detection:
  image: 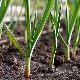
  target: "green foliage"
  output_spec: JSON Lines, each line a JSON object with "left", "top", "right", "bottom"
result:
{"left": 49, "top": 0, "right": 80, "bottom": 64}
{"left": 4, "top": 0, "right": 54, "bottom": 78}
{"left": 4, "top": 23, "right": 27, "bottom": 58}
{"left": 1, "top": 0, "right": 80, "bottom": 78}
{"left": 0, "top": 0, "right": 11, "bottom": 39}
{"left": 49, "top": 0, "right": 62, "bottom": 68}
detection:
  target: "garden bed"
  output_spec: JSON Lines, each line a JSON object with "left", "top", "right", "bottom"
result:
{"left": 0, "top": 21, "right": 80, "bottom": 80}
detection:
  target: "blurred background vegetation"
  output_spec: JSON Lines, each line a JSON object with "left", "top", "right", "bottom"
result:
{"left": 4, "top": 0, "right": 80, "bottom": 23}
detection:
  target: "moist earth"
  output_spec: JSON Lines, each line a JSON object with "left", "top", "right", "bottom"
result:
{"left": 0, "top": 21, "right": 80, "bottom": 80}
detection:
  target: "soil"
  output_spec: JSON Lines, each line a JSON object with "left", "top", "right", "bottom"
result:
{"left": 0, "top": 20, "right": 80, "bottom": 80}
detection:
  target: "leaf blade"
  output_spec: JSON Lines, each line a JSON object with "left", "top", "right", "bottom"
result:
{"left": 4, "top": 23, "right": 27, "bottom": 59}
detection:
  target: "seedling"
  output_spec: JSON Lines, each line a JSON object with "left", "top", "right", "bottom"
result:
{"left": 68, "top": 0, "right": 80, "bottom": 55}
{"left": 49, "top": 0, "right": 80, "bottom": 69}
{"left": 4, "top": 0, "right": 54, "bottom": 78}
{"left": 74, "top": 17, "right": 80, "bottom": 55}
{"left": 49, "top": 0, "right": 62, "bottom": 68}
{"left": 58, "top": 0, "right": 80, "bottom": 61}
{"left": 64, "top": 0, "right": 80, "bottom": 60}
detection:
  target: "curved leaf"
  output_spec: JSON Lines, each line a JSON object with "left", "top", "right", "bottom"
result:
{"left": 4, "top": 23, "right": 27, "bottom": 59}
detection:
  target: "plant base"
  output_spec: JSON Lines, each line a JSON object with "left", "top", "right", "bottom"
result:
{"left": 25, "top": 58, "right": 30, "bottom": 78}
{"left": 65, "top": 47, "right": 70, "bottom": 61}
{"left": 49, "top": 53, "right": 55, "bottom": 69}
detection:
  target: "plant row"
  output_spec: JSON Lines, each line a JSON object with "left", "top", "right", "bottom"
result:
{"left": 0, "top": 0, "right": 80, "bottom": 78}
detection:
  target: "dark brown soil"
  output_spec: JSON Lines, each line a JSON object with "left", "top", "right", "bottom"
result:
{"left": 0, "top": 21, "right": 80, "bottom": 80}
